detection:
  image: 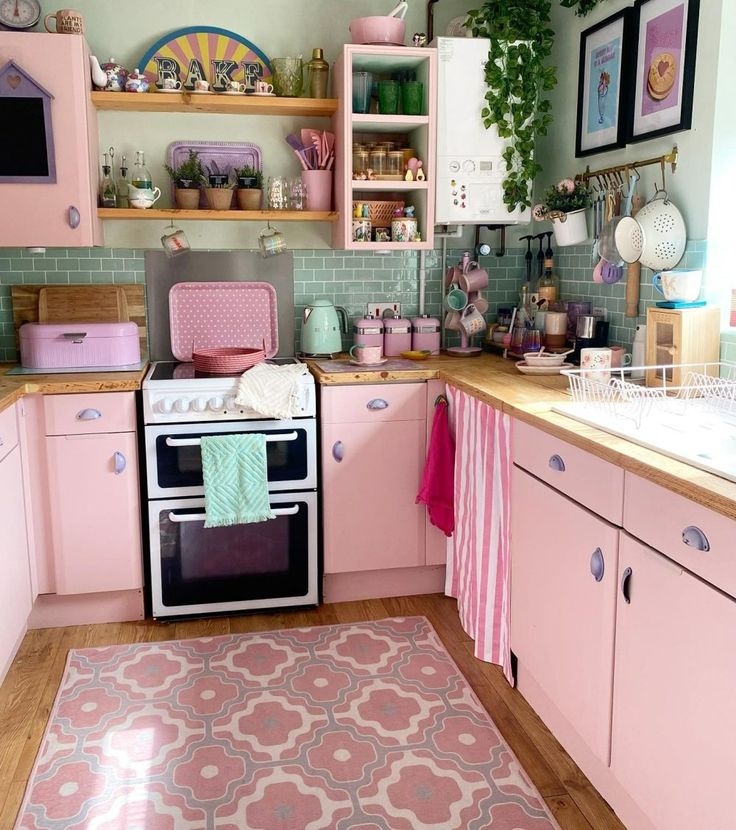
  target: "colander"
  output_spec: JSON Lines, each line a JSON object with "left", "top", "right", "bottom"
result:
{"left": 633, "top": 189, "right": 687, "bottom": 270}
{"left": 614, "top": 216, "right": 643, "bottom": 263}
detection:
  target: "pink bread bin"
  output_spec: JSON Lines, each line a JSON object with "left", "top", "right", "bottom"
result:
{"left": 349, "top": 0, "right": 407, "bottom": 45}
{"left": 20, "top": 322, "right": 141, "bottom": 369}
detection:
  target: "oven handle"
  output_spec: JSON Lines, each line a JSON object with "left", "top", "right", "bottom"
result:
{"left": 167, "top": 505, "right": 300, "bottom": 523}
{"left": 165, "top": 431, "right": 299, "bottom": 448}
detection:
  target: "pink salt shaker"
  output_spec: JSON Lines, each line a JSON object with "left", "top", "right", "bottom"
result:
{"left": 411, "top": 315, "right": 441, "bottom": 355}
{"left": 383, "top": 315, "right": 412, "bottom": 356}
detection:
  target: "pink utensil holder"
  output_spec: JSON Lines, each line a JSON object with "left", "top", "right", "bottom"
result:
{"left": 302, "top": 170, "right": 333, "bottom": 211}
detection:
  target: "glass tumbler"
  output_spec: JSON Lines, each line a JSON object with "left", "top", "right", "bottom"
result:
{"left": 400, "top": 81, "right": 423, "bottom": 115}
{"left": 377, "top": 80, "right": 399, "bottom": 114}
{"left": 272, "top": 57, "right": 303, "bottom": 97}
{"left": 352, "top": 71, "right": 373, "bottom": 113}
{"left": 289, "top": 177, "right": 306, "bottom": 210}
{"left": 267, "top": 176, "right": 289, "bottom": 210}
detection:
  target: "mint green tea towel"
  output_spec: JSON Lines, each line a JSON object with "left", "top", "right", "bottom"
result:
{"left": 200, "top": 433, "right": 276, "bottom": 527}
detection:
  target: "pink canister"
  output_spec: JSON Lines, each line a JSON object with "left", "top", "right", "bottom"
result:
{"left": 411, "top": 315, "right": 440, "bottom": 355}
{"left": 383, "top": 316, "right": 412, "bottom": 356}
{"left": 352, "top": 314, "right": 384, "bottom": 351}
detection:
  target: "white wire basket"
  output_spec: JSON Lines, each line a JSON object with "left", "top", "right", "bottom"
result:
{"left": 561, "top": 362, "right": 736, "bottom": 428}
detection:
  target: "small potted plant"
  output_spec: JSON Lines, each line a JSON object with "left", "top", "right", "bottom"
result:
{"left": 164, "top": 150, "right": 205, "bottom": 210}
{"left": 533, "top": 178, "right": 590, "bottom": 246}
{"left": 234, "top": 165, "right": 263, "bottom": 211}
{"left": 204, "top": 177, "right": 235, "bottom": 211}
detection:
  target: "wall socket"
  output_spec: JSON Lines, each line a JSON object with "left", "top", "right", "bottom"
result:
{"left": 368, "top": 302, "right": 401, "bottom": 319}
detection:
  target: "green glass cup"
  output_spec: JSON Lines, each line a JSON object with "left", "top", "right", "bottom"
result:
{"left": 377, "top": 80, "right": 400, "bottom": 115}
{"left": 400, "top": 81, "right": 423, "bottom": 115}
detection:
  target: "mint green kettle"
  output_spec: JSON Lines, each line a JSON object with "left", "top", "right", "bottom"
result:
{"left": 301, "top": 298, "right": 348, "bottom": 356}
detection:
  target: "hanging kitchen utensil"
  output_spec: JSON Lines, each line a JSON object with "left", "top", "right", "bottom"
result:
{"left": 598, "top": 171, "right": 638, "bottom": 264}
{"left": 625, "top": 192, "right": 644, "bottom": 318}
{"left": 634, "top": 189, "right": 687, "bottom": 270}
{"left": 534, "top": 232, "right": 545, "bottom": 279}
{"left": 544, "top": 231, "right": 553, "bottom": 260}
{"left": 520, "top": 235, "right": 534, "bottom": 284}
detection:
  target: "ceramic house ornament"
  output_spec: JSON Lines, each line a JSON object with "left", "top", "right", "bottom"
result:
{"left": 0, "top": 59, "right": 56, "bottom": 184}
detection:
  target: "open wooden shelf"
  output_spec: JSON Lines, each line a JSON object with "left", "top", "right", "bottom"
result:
{"left": 98, "top": 208, "right": 338, "bottom": 222}
{"left": 91, "top": 91, "right": 338, "bottom": 117}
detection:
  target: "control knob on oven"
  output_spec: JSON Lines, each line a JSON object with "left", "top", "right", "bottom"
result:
{"left": 209, "top": 396, "right": 225, "bottom": 411}
{"left": 191, "top": 398, "right": 208, "bottom": 413}
{"left": 157, "top": 398, "right": 173, "bottom": 413}
{"left": 174, "top": 398, "right": 190, "bottom": 413}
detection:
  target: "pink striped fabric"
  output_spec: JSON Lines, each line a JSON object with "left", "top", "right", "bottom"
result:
{"left": 446, "top": 386, "right": 514, "bottom": 684}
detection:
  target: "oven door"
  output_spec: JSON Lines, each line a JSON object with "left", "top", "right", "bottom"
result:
{"left": 148, "top": 492, "right": 318, "bottom": 618}
{"left": 145, "top": 419, "right": 316, "bottom": 498}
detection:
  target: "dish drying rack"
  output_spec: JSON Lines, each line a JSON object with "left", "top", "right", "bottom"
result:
{"left": 561, "top": 362, "right": 736, "bottom": 429}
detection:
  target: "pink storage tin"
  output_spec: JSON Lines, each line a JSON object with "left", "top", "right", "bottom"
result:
{"left": 19, "top": 322, "right": 141, "bottom": 369}
{"left": 383, "top": 316, "right": 412, "bottom": 356}
{"left": 411, "top": 315, "right": 441, "bottom": 355}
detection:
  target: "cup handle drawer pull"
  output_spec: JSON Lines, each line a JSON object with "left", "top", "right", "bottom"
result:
{"left": 332, "top": 441, "right": 344, "bottom": 462}
{"left": 76, "top": 408, "right": 102, "bottom": 421}
{"left": 682, "top": 525, "right": 710, "bottom": 552}
{"left": 621, "top": 567, "right": 633, "bottom": 604}
{"left": 548, "top": 454, "right": 565, "bottom": 472}
{"left": 113, "top": 451, "right": 126, "bottom": 475}
{"left": 68, "top": 205, "right": 81, "bottom": 229}
{"left": 590, "top": 547, "right": 605, "bottom": 582}
{"left": 367, "top": 398, "right": 389, "bottom": 410}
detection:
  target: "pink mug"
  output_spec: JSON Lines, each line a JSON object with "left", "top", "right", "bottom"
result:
{"left": 459, "top": 265, "right": 489, "bottom": 293}
{"left": 350, "top": 344, "right": 382, "bottom": 364}
{"left": 610, "top": 346, "right": 632, "bottom": 368}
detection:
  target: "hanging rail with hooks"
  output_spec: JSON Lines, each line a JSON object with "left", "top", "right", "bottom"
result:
{"left": 576, "top": 146, "right": 678, "bottom": 187}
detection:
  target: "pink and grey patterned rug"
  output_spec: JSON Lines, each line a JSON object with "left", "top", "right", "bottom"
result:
{"left": 16, "top": 617, "right": 559, "bottom": 829}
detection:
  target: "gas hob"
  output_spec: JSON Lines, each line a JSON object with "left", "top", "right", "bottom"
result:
{"left": 142, "top": 359, "right": 316, "bottom": 423}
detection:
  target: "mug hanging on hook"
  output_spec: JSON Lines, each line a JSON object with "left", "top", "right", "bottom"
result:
{"left": 161, "top": 221, "right": 190, "bottom": 258}
{"left": 259, "top": 222, "right": 287, "bottom": 257}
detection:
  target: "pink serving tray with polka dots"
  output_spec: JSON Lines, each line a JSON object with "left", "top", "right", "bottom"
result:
{"left": 168, "top": 282, "right": 278, "bottom": 361}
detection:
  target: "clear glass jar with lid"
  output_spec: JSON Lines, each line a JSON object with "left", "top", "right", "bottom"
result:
{"left": 353, "top": 148, "right": 369, "bottom": 175}
{"left": 368, "top": 148, "right": 386, "bottom": 176}
{"left": 387, "top": 150, "right": 404, "bottom": 177}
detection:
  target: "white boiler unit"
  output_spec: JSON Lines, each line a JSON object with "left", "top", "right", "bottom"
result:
{"left": 435, "top": 37, "right": 530, "bottom": 225}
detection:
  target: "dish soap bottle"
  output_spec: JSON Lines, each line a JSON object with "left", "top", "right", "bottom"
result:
{"left": 131, "top": 149, "right": 152, "bottom": 189}
{"left": 306, "top": 48, "right": 329, "bottom": 98}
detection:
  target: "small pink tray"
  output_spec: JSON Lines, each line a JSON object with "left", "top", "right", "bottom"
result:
{"left": 169, "top": 282, "right": 278, "bottom": 361}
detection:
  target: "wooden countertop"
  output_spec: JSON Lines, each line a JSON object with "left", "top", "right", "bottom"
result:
{"left": 308, "top": 354, "right": 736, "bottom": 520}
{"left": 0, "top": 364, "right": 148, "bottom": 414}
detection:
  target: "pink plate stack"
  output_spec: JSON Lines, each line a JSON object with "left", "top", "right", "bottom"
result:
{"left": 192, "top": 347, "right": 265, "bottom": 374}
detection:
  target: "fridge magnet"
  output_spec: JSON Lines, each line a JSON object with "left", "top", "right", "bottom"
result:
{"left": 628, "top": 0, "right": 700, "bottom": 142}
{"left": 575, "top": 8, "right": 633, "bottom": 157}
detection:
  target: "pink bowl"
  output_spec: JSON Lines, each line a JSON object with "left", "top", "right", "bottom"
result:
{"left": 192, "top": 347, "right": 265, "bottom": 374}
{"left": 349, "top": 16, "right": 406, "bottom": 45}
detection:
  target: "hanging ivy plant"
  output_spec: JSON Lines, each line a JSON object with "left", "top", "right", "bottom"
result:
{"left": 560, "top": 0, "right": 606, "bottom": 16}
{"left": 465, "top": 0, "right": 557, "bottom": 212}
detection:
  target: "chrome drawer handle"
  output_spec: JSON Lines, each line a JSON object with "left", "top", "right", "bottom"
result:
{"left": 367, "top": 398, "right": 389, "bottom": 410}
{"left": 76, "top": 408, "right": 102, "bottom": 421}
{"left": 63, "top": 332, "right": 87, "bottom": 342}
{"left": 332, "top": 441, "right": 344, "bottom": 462}
{"left": 68, "top": 205, "right": 81, "bottom": 229}
{"left": 113, "top": 451, "right": 126, "bottom": 475}
{"left": 165, "top": 431, "right": 298, "bottom": 448}
{"left": 590, "top": 547, "right": 605, "bottom": 582}
{"left": 682, "top": 525, "right": 710, "bottom": 552}
{"left": 548, "top": 454, "right": 565, "bottom": 472}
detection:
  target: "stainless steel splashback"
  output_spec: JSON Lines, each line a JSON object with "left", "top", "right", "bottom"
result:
{"left": 144, "top": 251, "right": 295, "bottom": 361}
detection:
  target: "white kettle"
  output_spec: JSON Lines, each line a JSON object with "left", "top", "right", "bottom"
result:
{"left": 301, "top": 298, "right": 348, "bottom": 356}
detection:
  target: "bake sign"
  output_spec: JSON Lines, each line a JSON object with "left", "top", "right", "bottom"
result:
{"left": 138, "top": 26, "right": 272, "bottom": 92}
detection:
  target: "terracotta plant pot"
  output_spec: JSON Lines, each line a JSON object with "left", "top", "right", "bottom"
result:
{"left": 174, "top": 187, "right": 201, "bottom": 210}
{"left": 205, "top": 188, "right": 234, "bottom": 211}
{"left": 237, "top": 188, "right": 262, "bottom": 210}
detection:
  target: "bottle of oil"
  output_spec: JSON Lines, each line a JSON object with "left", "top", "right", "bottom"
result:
{"left": 537, "top": 258, "right": 559, "bottom": 307}
{"left": 99, "top": 153, "right": 117, "bottom": 207}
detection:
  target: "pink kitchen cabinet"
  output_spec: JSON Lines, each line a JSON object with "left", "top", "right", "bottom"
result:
{"left": 611, "top": 533, "right": 736, "bottom": 830}
{"left": 0, "top": 409, "right": 32, "bottom": 684}
{"left": 0, "top": 33, "right": 102, "bottom": 247}
{"left": 511, "top": 466, "right": 619, "bottom": 764}
{"left": 321, "top": 384, "right": 427, "bottom": 574}
{"left": 46, "top": 430, "right": 142, "bottom": 594}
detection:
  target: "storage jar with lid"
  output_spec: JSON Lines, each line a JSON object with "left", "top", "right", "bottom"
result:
{"left": 368, "top": 149, "right": 386, "bottom": 176}
{"left": 306, "top": 47, "right": 329, "bottom": 98}
{"left": 353, "top": 148, "right": 369, "bottom": 175}
{"left": 353, "top": 313, "right": 384, "bottom": 351}
{"left": 383, "top": 316, "right": 412, "bottom": 356}
{"left": 411, "top": 315, "right": 440, "bottom": 354}
{"left": 387, "top": 150, "right": 404, "bottom": 177}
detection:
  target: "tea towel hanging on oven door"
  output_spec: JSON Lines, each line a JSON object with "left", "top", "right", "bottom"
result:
{"left": 235, "top": 362, "right": 309, "bottom": 419}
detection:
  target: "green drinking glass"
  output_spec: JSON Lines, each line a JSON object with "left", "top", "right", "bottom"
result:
{"left": 400, "top": 81, "right": 423, "bottom": 115}
{"left": 377, "top": 80, "right": 400, "bottom": 115}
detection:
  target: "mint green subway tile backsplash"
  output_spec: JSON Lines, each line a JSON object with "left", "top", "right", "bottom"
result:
{"left": 0, "top": 241, "right": 716, "bottom": 361}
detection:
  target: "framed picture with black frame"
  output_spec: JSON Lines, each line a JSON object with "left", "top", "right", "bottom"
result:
{"left": 627, "top": 0, "right": 700, "bottom": 143}
{"left": 575, "top": 7, "right": 634, "bottom": 157}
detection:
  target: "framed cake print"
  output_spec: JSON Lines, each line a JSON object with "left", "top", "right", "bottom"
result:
{"left": 628, "top": 0, "right": 700, "bottom": 143}
{"left": 575, "top": 8, "right": 633, "bottom": 157}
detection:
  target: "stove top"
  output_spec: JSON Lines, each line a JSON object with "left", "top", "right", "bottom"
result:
{"left": 147, "top": 358, "right": 300, "bottom": 383}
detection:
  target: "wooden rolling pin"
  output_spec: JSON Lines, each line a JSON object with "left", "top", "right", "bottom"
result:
{"left": 625, "top": 194, "right": 644, "bottom": 318}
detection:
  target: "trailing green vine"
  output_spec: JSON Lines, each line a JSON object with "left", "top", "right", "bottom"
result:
{"left": 465, "top": 0, "right": 556, "bottom": 213}
{"left": 560, "top": 0, "right": 606, "bottom": 17}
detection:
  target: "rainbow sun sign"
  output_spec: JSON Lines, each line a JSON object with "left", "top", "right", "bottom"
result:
{"left": 138, "top": 27, "right": 272, "bottom": 92}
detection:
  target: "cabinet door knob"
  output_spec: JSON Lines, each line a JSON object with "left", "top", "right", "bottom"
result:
{"left": 332, "top": 441, "right": 344, "bottom": 462}
{"left": 76, "top": 408, "right": 102, "bottom": 421}
{"left": 590, "top": 547, "right": 605, "bottom": 582}
{"left": 548, "top": 454, "right": 565, "bottom": 472}
{"left": 621, "top": 566, "right": 633, "bottom": 604}
{"left": 113, "top": 451, "right": 126, "bottom": 475}
{"left": 367, "top": 398, "right": 389, "bottom": 410}
{"left": 682, "top": 525, "right": 710, "bottom": 552}
{"left": 68, "top": 206, "right": 81, "bottom": 229}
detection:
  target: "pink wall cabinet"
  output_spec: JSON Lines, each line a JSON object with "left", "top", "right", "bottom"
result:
{"left": 321, "top": 384, "right": 427, "bottom": 574}
{"left": 511, "top": 466, "right": 619, "bottom": 764}
{"left": 0, "top": 408, "right": 32, "bottom": 683}
{"left": 611, "top": 533, "right": 736, "bottom": 830}
{"left": 46, "top": 430, "right": 142, "bottom": 594}
{"left": 0, "top": 33, "right": 102, "bottom": 247}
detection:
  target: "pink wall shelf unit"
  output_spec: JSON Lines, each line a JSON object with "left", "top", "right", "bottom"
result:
{"left": 333, "top": 45, "right": 437, "bottom": 251}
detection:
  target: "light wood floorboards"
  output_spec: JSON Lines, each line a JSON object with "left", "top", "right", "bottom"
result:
{"left": 0, "top": 594, "right": 625, "bottom": 830}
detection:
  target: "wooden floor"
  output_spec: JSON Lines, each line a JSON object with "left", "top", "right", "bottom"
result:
{"left": 0, "top": 594, "right": 625, "bottom": 830}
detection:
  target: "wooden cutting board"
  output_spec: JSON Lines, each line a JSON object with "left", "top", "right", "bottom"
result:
{"left": 11, "top": 284, "right": 147, "bottom": 356}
